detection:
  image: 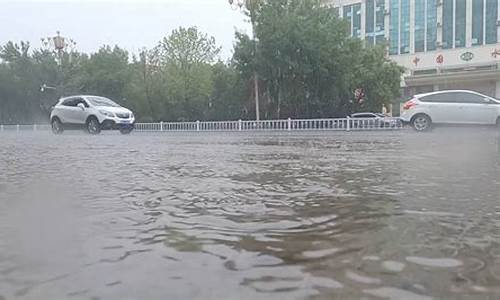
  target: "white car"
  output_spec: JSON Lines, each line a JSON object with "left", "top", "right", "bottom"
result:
{"left": 50, "top": 95, "right": 135, "bottom": 134}
{"left": 350, "top": 112, "right": 399, "bottom": 128}
{"left": 401, "top": 90, "right": 500, "bottom": 131}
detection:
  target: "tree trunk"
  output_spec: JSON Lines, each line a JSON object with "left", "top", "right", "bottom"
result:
{"left": 277, "top": 67, "right": 282, "bottom": 119}
{"left": 277, "top": 84, "right": 282, "bottom": 119}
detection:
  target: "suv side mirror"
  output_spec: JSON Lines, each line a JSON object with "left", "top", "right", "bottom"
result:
{"left": 77, "top": 103, "right": 85, "bottom": 110}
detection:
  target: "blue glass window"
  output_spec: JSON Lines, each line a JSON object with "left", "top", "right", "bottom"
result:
{"left": 442, "top": 0, "right": 453, "bottom": 49}
{"left": 389, "top": 0, "right": 399, "bottom": 54}
{"left": 400, "top": 0, "right": 410, "bottom": 54}
{"left": 415, "top": 0, "right": 425, "bottom": 52}
{"left": 343, "top": 4, "right": 361, "bottom": 38}
{"left": 486, "top": 0, "right": 498, "bottom": 44}
{"left": 366, "top": 0, "right": 375, "bottom": 44}
{"left": 366, "top": 0, "right": 385, "bottom": 45}
{"left": 455, "top": 0, "right": 466, "bottom": 48}
{"left": 426, "top": 0, "right": 437, "bottom": 51}
{"left": 375, "top": 0, "right": 385, "bottom": 45}
{"left": 343, "top": 5, "right": 352, "bottom": 36}
{"left": 472, "top": 0, "right": 484, "bottom": 46}
{"left": 352, "top": 4, "right": 362, "bottom": 38}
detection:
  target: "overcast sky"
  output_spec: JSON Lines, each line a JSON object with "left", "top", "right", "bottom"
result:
{"left": 0, "top": 0, "right": 252, "bottom": 59}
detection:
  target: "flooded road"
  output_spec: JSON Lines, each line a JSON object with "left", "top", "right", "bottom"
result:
{"left": 1, "top": 129, "right": 500, "bottom": 299}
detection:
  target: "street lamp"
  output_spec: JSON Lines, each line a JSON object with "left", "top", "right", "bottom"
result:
{"left": 229, "top": 0, "right": 260, "bottom": 121}
{"left": 40, "top": 31, "right": 77, "bottom": 97}
{"left": 41, "top": 31, "right": 76, "bottom": 66}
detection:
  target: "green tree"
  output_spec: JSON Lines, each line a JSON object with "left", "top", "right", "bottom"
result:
{"left": 0, "top": 40, "right": 91, "bottom": 124}
{"left": 0, "top": 13, "right": 402, "bottom": 125}
{"left": 233, "top": 0, "right": 403, "bottom": 118}
{"left": 151, "top": 26, "right": 222, "bottom": 121}
{"left": 350, "top": 46, "right": 404, "bottom": 113}
{"left": 0, "top": 42, "right": 33, "bottom": 124}
{"left": 0, "top": 41, "right": 59, "bottom": 123}
{"left": 81, "top": 45, "right": 131, "bottom": 104}
{"left": 208, "top": 61, "right": 250, "bottom": 120}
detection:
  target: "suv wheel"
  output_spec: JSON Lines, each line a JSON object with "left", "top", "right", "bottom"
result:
{"left": 87, "top": 117, "right": 101, "bottom": 135}
{"left": 51, "top": 118, "right": 64, "bottom": 134}
{"left": 120, "top": 128, "right": 133, "bottom": 135}
{"left": 412, "top": 114, "right": 432, "bottom": 132}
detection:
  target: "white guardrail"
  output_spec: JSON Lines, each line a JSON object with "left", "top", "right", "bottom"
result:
{"left": 0, "top": 117, "right": 403, "bottom": 132}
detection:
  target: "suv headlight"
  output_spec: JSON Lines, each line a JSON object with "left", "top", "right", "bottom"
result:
{"left": 99, "top": 110, "right": 115, "bottom": 117}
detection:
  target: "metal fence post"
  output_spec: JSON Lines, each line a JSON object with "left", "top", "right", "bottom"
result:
{"left": 287, "top": 118, "right": 291, "bottom": 131}
{"left": 196, "top": 120, "right": 200, "bottom": 132}
{"left": 33, "top": 124, "right": 37, "bottom": 131}
{"left": 0, "top": 125, "right": 3, "bottom": 132}
{"left": 160, "top": 121, "right": 164, "bottom": 132}
{"left": 16, "top": 124, "right": 19, "bottom": 132}
{"left": 346, "top": 117, "right": 350, "bottom": 131}
{"left": 238, "top": 119, "right": 242, "bottom": 131}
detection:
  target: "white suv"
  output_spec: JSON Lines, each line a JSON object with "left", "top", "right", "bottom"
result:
{"left": 401, "top": 90, "right": 500, "bottom": 131}
{"left": 50, "top": 95, "right": 135, "bottom": 134}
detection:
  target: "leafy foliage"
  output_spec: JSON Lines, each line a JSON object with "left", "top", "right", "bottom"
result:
{"left": 233, "top": 0, "right": 403, "bottom": 119}
{"left": 0, "top": 6, "right": 403, "bottom": 124}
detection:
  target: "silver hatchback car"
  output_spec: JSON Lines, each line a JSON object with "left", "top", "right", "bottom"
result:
{"left": 401, "top": 90, "right": 500, "bottom": 131}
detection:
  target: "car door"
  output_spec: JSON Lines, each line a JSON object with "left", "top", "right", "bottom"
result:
{"left": 73, "top": 98, "right": 89, "bottom": 124}
{"left": 456, "top": 92, "right": 497, "bottom": 124}
{"left": 58, "top": 98, "right": 79, "bottom": 123}
{"left": 419, "top": 92, "right": 462, "bottom": 123}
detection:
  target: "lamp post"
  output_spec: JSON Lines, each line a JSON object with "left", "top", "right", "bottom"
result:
{"left": 229, "top": 0, "right": 260, "bottom": 121}
{"left": 41, "top": 31, "right": 76, "bottom": 66}
{"left": 41, "top": 31, "right": 77, "bottom": 97}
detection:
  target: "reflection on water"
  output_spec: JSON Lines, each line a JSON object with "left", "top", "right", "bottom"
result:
{"left": 0, "top": 128, "right": 499, "bottom": 299}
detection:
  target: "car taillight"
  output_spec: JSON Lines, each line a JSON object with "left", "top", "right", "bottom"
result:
{"left": 403, "top": 99, "right": 418, "bottom": 110}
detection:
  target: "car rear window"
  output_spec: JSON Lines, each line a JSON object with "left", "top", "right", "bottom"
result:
{"left": 420, "top": 93, "right": 457, "bottom": 103}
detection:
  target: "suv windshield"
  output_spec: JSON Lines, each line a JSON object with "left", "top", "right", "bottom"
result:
{"left": 87, "top": 97, "right": 120, "bottom": 107}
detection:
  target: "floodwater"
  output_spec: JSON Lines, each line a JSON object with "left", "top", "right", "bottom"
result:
{"left": 0, "top": 128, "right": 499, "bottom": 300}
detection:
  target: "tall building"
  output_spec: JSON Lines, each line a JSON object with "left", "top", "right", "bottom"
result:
{"left": 329, "top": 0, "right": 500, "bottom": 98}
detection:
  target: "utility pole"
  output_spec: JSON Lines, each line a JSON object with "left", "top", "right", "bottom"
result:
{"left": 229, "top": 0, "right": 260, "bottom": 121}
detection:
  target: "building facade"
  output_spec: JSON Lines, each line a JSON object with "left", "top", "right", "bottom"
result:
{"left": 329, "top": 0, "right": 500, "bottom": 98}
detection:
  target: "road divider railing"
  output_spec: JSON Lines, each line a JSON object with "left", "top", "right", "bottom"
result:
{"left": 1, "top": 117, "right": 403, "bottom": 133}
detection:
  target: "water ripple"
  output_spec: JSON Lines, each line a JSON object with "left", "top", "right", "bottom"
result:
{"left": 1, "top": 131, "right": 499, "bottom": 299}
